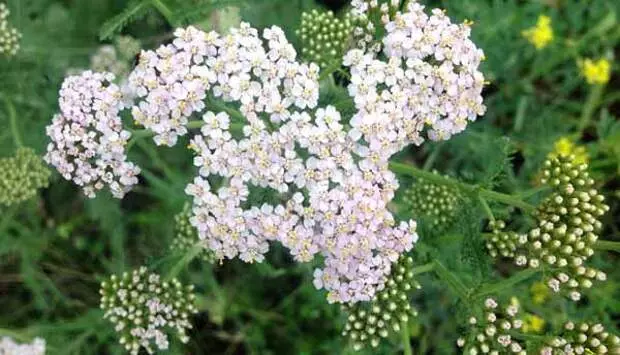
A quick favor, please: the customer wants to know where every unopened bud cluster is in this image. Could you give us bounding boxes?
[485,156,609,301]
[0,3,21,56]
[341,255,420,350]
[0,147,51,206]
[457,298,526,355]
[297,9,352,69]
[100,267,198,355]
[349,0,400,54]
[171,203,216,263]
[90,36,141,78]
[402,173,462,234]
[542,321,620,355]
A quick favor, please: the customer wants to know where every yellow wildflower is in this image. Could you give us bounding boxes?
[522,313,545,333]
[522,15,554,49]
[530,282,550,305]
[549,137,589,165]
[579,58,611,85]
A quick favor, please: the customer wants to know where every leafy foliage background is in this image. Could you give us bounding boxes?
[0,0,619,354]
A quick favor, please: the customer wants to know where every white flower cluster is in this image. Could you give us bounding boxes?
[457,298,526,355]
[141,23,418,303]
[100,267,198,355]
[349,0,400,54]
[0,336,46,355]
[44,71,140,198]
[127,24,319,146]
[0,2,21,57]
[344,2,485,154]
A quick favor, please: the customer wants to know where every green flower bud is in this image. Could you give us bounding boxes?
[0,147,50,206]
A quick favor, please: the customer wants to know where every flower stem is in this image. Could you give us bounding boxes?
[578,83,604,132]
[151,0,176,26]
[401,320,413,355]
[164,244,203,282]
[411,262,435,276]
[389,162,537,214]
[3,96,23,148]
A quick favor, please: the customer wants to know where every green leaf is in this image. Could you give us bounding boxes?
[99,0,152,40]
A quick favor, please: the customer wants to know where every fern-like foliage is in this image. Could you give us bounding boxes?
[99,0,153,40]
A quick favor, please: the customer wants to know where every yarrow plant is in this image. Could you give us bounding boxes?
[341,255,420,350]
[485,155,609,301]
[100,267,198,355]
[0,2,21,57]
[458,299,620,354]
[171,203,216,263]
[0,147,51,206]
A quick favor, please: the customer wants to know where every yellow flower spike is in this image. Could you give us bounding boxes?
[530,282,550,305]
[522,15,554,49]
[522,314,545,333]
[579,58,611,85]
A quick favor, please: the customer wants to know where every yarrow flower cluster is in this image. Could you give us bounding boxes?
[344,1,486,156]
[341,255,420,350]
[486,155,609,301]
[457,298,526,355]
[171,203,216,263]
[522,15,554,50]
[296,9,352,69]
[100,267,198,355]
[542,321,620,355]
[579,58,611,85]
[44,71,140,198]
[0,147,51,206]
[402,172,462,234]
[161,22,418,304]
[0,336,46,355]
[127,24,319,146]
[47,3,485,304]
[0,2,21,57]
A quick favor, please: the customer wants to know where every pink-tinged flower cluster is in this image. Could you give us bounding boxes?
[127,24,319,146]
[45,71,140,198]
[344,2,486,162]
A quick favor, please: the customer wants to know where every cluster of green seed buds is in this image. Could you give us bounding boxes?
[341,255,420,350]
[402,173,462,234]
[0,147,51,206]
[457,298,526,355]
[485,155,609,301]
[171,203,216,263]
[0,3,20,56]
[115,35,141,62]
[100,267,198,355]
[349,0,400,54]
[296,9,352,69]
[542,321,620,355]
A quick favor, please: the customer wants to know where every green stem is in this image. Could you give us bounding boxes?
[389,162,537,214]
[151,0,176,26]
[411,262,435,276]
[433,260,469,300]
[164,244,203,282]
[3,96,23,147]
[594,240,620,253]
[478,196,496,223]
[473,269,539,298]
[578,84,604,132]
[401,320,413,355]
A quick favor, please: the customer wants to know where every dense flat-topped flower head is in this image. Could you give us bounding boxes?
[0,2,21,57]
[0,336,46,355]
[0,147,50,206]
[44,71,140,198]
[100,267,198,355]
